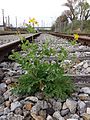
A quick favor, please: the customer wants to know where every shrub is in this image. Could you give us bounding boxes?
[9,38,75,99]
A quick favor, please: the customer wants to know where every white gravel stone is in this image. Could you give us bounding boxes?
[78,100,86,114]
[83,62,88,68]
[4,107,10,115]
[53,101,62,111]
[80,87,90,94]
[86,67,90,73]
[47,115,53,120]
[53,111,65,120]
[11,101,22,111]
[62,102,68,110]
[3,90,12,100]
[67,118,78,120]
[66,99,77,113]
[0,83,7,90]
[25,96,38,102]
[87,107,90,114]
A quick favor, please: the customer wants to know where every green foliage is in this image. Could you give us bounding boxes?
[64,20,90,33]
[9,38,75,99]
[25,23,36,33]
[70,40,77,46]
[53,19,90,33]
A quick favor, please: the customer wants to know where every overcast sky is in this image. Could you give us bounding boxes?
[0,0,90,27]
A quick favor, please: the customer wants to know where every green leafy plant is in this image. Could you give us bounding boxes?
[9,38,75,99]
[24,18,38,33]
[25,23,36,33]
[70,40,77,46]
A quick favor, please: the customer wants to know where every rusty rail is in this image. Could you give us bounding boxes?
[49,32,90,46]
[0,33,41,62]
[55,32,90,37]
[0,31,28,35]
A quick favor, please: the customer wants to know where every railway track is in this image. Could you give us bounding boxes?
[0,33,90,86]
[56,32,90,37]
[49,32,90,46]
[36,34,90,85]
[0,31,27,35]
[0,34,35,45]
[0,33,90,120]
[0,33,41,62]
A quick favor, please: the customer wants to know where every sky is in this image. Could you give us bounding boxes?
[0,0,90,27]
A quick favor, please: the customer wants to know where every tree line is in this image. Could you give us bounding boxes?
[52,0,90,33]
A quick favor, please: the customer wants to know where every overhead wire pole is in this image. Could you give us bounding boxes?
[5,17,7,26]
[2,9,5,26]
[8,16,10,27]
[15,16,17,28]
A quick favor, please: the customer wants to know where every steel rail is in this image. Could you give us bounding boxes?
[49,32,90,46]
[0,31,28,35]
[0,33,41,62]
[55,32,90,37]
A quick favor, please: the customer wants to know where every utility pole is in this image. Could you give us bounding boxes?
[2,9,5,26]
[15,16,17,28]
[41,20,44,27]
[8,16,10,27]
[5,17,7,26]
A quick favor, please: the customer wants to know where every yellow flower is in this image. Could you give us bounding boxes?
[29,19,33,23]
[32,18,36,22]
[28,18,39,26]
[29,18,36,23]
[74,34,79,40]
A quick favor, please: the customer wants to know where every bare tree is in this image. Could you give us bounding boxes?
[78,0,90,20]
[63,0,78,21]
[76,0,90,31]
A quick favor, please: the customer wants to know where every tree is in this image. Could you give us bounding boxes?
[63,0,78,21]
[62,10,75,21]
[53,0,90,32]
[52,14,68,32]
[64,0,90,21]
[76,0,90,31]
[78,0,90,20]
